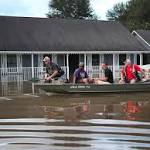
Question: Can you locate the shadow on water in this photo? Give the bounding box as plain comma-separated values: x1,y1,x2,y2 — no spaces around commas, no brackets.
0,81,150,150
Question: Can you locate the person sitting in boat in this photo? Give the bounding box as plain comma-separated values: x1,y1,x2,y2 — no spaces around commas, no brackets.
73,62,91,84
95,62,114,84
119,59,145,84
43,56,64,82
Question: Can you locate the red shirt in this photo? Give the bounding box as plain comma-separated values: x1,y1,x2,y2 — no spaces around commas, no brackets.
121,64,140,81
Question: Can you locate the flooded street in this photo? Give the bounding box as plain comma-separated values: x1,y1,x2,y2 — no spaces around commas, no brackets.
0,82,150,150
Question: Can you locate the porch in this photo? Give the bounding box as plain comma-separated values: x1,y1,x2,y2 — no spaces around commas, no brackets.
0,53,149,82
0,66,115,82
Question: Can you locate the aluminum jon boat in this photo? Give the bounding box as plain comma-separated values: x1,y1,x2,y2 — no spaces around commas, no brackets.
34,81,150,93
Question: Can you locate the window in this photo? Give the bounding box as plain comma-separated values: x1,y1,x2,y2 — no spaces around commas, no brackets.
143,54,150,65
119,54,126,65
57,54,65,66
92,54,99,66
104,54,113,65
34,55,38,67
79,54,84,63
22,55,31,67
7,54,17,68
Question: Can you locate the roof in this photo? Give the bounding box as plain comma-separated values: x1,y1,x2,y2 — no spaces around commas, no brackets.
132,30,150,51
0,16,146,52
135,30,150,45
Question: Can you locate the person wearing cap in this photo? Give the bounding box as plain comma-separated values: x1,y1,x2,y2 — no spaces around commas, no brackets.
73,62,90,84
95,62,114,84
119,59,145,84
43,56,64,82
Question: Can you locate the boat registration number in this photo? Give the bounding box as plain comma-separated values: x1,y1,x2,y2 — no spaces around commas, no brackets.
70,85,91,89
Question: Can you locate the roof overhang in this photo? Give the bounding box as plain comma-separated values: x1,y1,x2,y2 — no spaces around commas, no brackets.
0,50,149,54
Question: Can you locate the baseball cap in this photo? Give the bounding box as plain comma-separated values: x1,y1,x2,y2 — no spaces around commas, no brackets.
79,62,84,67
123,59,131,64
43,56,50,62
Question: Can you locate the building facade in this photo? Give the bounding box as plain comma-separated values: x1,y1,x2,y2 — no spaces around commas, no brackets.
0,16,149,82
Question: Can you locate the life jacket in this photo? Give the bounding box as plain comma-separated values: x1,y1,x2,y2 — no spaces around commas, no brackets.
122,64,141,82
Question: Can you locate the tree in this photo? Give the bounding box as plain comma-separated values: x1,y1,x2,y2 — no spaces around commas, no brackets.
47,0,96,19
106,0,150,31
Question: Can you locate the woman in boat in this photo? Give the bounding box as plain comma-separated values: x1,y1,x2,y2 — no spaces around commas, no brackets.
73,62,93,84
95,62,114,84
43,56,64,82
119,59,145,84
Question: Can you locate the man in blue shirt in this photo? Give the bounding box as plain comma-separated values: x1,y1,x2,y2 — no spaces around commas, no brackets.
73,62,89,84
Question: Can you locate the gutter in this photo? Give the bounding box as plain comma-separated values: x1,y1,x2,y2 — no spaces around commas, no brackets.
0,50,149,54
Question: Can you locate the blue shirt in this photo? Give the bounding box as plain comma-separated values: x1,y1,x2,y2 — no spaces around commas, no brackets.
74,68,88,83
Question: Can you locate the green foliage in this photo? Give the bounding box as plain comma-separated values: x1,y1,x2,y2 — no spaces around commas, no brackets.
47,0,96,19
106,0,150,31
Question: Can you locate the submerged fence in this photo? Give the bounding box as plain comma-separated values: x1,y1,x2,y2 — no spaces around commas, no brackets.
0,67,67,82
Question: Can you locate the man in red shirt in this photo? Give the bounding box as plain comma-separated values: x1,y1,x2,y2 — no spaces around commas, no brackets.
119,59,145,84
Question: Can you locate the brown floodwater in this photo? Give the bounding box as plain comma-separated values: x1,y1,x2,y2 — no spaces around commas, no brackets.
0,81,150,150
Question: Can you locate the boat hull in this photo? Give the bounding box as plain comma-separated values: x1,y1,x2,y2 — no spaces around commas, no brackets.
34,82,150,93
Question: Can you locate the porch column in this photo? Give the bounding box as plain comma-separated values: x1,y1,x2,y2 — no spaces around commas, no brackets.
99,54,104,64
84,53,87,71
37,54,43,80
2,54,7,68
1,54,7,75
31,54,34,78
66,54,69,80
140,53,143,66
32,83,35,94
134,54,137,64
87,54,92,67
17,54,22,73
1,81,8,96
87,54,92,77
17,79,23,94
113,54,119,81
113,54,116,80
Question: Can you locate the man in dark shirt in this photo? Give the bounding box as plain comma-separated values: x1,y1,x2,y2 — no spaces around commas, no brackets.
43,56,64,82
95,62,114,84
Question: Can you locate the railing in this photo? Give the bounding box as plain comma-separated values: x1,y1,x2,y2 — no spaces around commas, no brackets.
0,67,67,82
86,66,121,80
86,65,150,81
0,66,149,82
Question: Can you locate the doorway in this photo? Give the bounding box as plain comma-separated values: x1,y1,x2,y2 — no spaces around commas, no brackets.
69,54,79,81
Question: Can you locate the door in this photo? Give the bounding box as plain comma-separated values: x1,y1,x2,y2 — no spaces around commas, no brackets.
69,54,79,82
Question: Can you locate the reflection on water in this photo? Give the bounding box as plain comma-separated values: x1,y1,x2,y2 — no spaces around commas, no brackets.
0,82,150,150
